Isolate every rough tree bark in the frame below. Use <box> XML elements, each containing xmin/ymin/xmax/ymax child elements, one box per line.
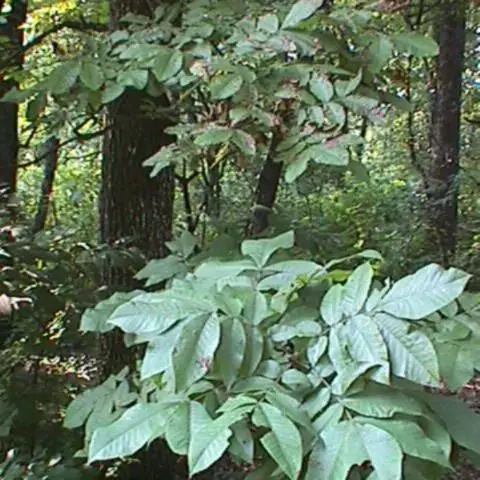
<box><xmin>99</xmin><ymin>0</ymin><xmax>179</xmax><ymax>477</ymax></box>
<box><xmin>0</xmin><ymin>0</ymin><xmax>27</xmax><ymax>216</ymax></box>
<box><xmin>427</xmin><ymin>0</ymin><xmax>466</xmax><ymax>265</ymax></box>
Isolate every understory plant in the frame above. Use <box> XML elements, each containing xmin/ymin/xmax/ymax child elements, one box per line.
<box><xmin>66</xmin><ymin>230</ymin><xmax>480</xmax><ymax>479</ymax></box>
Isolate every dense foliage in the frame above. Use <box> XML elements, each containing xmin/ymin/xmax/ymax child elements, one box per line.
<box><xmin>0</xmin><ymin>0</ymin><xmax>479</xmax><ymax>479</ymax></box>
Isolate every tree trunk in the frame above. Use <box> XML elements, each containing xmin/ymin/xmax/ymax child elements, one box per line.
<box><xmin>427</xmin><ymin>0</ymin><xmax>466</xmax><ymax>265</ymax></box>
<box><xmin>246</xmin><ymin>132</ymin><xmax>282</xmax><ymax>237</ymax></box>
<box><xmin>99</xmin><ymin>1</ymin><xmax>178</xmax><ymax>478</ymax></box>
<box><xmin>0</xmin><ymin>0</ymin><xmax>27</xmax><ymax>217</ymax></box>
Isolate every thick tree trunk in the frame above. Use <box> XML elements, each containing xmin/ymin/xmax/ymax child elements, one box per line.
<box><xmin>99</xmin><ymin>1</ymin><xmax>178</xmax><ymax>478</ymax></box>
<box><xmin>427</xmin><ymin>0</ymin><xmax>466</xmax><ymax>265</ymax></box>
<box><xmin>0</xmin><ymin>0</ymin><xmax>27</xmax><ymax>216</ymax></box>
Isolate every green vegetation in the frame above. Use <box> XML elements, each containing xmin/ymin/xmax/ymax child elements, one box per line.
<box><xmin>0</xmin><ymin>0</ymin><xmax>479</xmax><ymax>478</ymax></box>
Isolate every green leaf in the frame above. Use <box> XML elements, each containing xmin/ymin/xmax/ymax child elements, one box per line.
<box><xmin>253</xmin><ymin>403</ymin><xmax>303</xmax><ymax>480</ymax></box>
<box><xmin>341</xmin><ymin>383</ymin><xmax>423</xmax><ymax>418</ymax></box>
<box><xmin>307</xmin><ymin>336</ymin><xmax>328</xmax><ymax>367</ymax></box>
<box><xmin>215</xmin><ymin>317</ymin><xmax>246</xmax><ymax>388</ymax></box>
<box><xmin>188</xmin><ymin>403</ymin><xmax>234</xmax><ymax>476</ymax></box>
<box><xmin>210</xmin><ymin>74</ymin><xmax>243</xmax><ymax>100</ymax></box>
<box><xmin>117</xmin><ymin>69</ymin><xmax>149</xmax><ymax>90</ymax></box>
<box><xmin>282</xmin><ymin>0</ymin><xmax>326</xmax><ymax>29</ymax></box>
<box><xmin>312</xmin><ymin>403</ymin><xmax>344</xmax><ymax>434</ymax></box>
<box><xmin>302</xmin><ymin>386</ymin><xmax>331</xmax><ymax>419</ymax></box>
<box><xmin>88</xmin><ymin>403</ymin><xmax>173</xmax><ymax>462</ymax></box>
<box><xmin>231</xmin><ymin>130</ymin><xmax>256</xmax><ymax>156</ymax></box>
<box><xmin>173</xmin><ymin>313</ymin><xmax>221</xmax><ymax>392</ymax></box>
<box><xmin>308</xmin><ymin>144</ymin><xmax>349</xmax><ymax>166</ymax></box>
<box><xmin>239</xmin><ymin>324</ymin><xmax>264</xmax><ymax>377</ymax></box>
<box><xmin>326</xmin><ymin>102</ymin><xmax>346</xmax><ymax>127</ymax></box>
<box><xmin>241</xmin><ymin>231</ymin><xmax>294</xmax><ymax>268</ymax></box>
<box><xmin>140</xmin><ymin>324</ymin><xmax>183</xmax><ymax>380</ymax></box>
<box><xmin>48</xmin><ymin>61</ymin><xmax>81</xmax><ymax>94</ymax></box>
<box><xmin>366</xmin><ymin>35</ymin><xmax>393</xmax><ymax>73</ymax></box>
<box><xmin>153</xmin><ymin>49</ymin><xmax>183</xmax><ymax>82</ymax></box>
<box><xmin>392</xmin><ymin>33</ymin><xmax>439</xmax><ymax>57</ymax></box>
<box><xmin>258</xmin><ymin>14</ymin><xmax>279</xmax><ymax>33</ymax></box>
<box><xmin>285</xmin><ymin>155</ymin><xmax>309</xmax><ymax>183</ymax></box>
<box><xmin>374</xmin><ymin>313</ymin><xmax>440</xmax><ymax>386</ymax></box>
<box><xmin>306</xmin><ymin>421</ymin><xmax>402</xmax><ymax>480</ymax></box>
<box><xmin>358</xmin><ymin>417</ymin><xmax>451</xmax><ymax>467</ymax></box>
<box><xmin>195</xmin><ymin>259</ymin><xmax>257</xmax><ymax>279</ymax></box>
<box><xmin>422</xmin><ymin>393</ymin><xmax>480</xmax><ymax>455</ymax></box>
<box><xmin>80</xmin><ymin>62</ymin><xmax>105</xmax><ymax>91</ymax></box>
<box><xmin>335</xmin><ymin>70</ymin><xmax>362</xmax><ymax>97</ymax></box>
<box><xmin>26</xmin><ymin>93</ymin><xmax>47</xmax><ymax>122</ymax></box>
<box><xmin>378</xmin><ymin>264</ymin><xmax>471</xmax><ymax>320</ymax></box>
<box><xmin>435</xmin><ymin>342</ymin><xmax>475</xmax><ymax>391</ymax></box>
<box><xmin>342</xmin><ymin>263</ymin><xmax>373</xmax><ymax>316</ymax></box>
<box><xmin>310</xmin><ymin>76</ymin><xmax>334</xmax><ymax>103</ymax></box>
<box><xmin>321</xmin><ymin>284</ymin><xmax>344</xmax><ymax>325</ymax></box>
<box><xmin>135</xmin><ymin>255</ymin><xmax>188</xmax><ymax>287</ymax></box>
<box><xmin>81</xmin><ymin>291</ymin><xmax>144</xmax><ymax>333</ymax></box>
<box><xmin>265</xmin><ymin>391</ymin><xmax>312</xmax><ymax>429</ymax></box>
<box><xmin>102</xmin><ymin>83</ymin><xmax>125</xmax><ymax>104</ymax></box>
<box><xmin>244</xmin><ymin>290</ymin><xmax>269</xmax><ymax>325</ymax></box>
<box><xmin>229</xmin><ymin>421</ymin><xmax>254</xmax><ymax>463</ymax></box>
<box><xmin>194</xmin><ymin>127</ymin><xmax>233</xmax><ymax>147</ymax></box>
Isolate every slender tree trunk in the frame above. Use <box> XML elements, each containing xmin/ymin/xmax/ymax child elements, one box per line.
<box><xmin>427</xmin><ymin>0</ymin><xmax>466</xmax><ymax>265</ymax></box>
<box><xmin>246</xmin><ymin>132</ymin><xmax>282</xmax><ymax>237</ymax></box>
<box><xmin>0</xmin><ymin>0</ymin><xmax>27</xmax><ymax>217</ymax></box>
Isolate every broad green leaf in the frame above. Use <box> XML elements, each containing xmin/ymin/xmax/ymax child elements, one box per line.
<box><xmin>312</xmin><ymin>403</ymin><xmax>344</xmax><ymax>434</ymax></box>
<box><xmin>231</xmin><ymin>130</ymin><xmax>256</xmax><ymax>156</ymax></box>
<box><xmin>378</xmin><ymin>264</ymin><xmax>471</xmax><ymax>320</ymax></box>
<box><xmin>117</xmin><ymin>69</ymin><xmax>148</xmax><ymax>90</ymax></box>
<box><xmin>239</xmin><ymin>324</ymin><xmax>264</xmax><ymax>377</ymax></box>
<box><xmin>325</xmin><ymin>250</ymin><xmax>383</xmax><ymax>270</ymax></box>
<box><xmin>258</xmin><ymin>13</ymin><xmax>279</xmax><ymax>33</ymax></box>
<box><xmin>346</xmin><ymin>315</ymin><xmax>389</xmax><ymax>383</ymax></box>
<box><xmin>282</xmin><ymin>0</ymin><xmax>325</xmax><ymax>29</ymax></box>
<box><xmin>321</xmin><ymin>284</ymin><xmax>344</xmax><ymax>325</ymax></box>
<box><xmin>64</xmin><ymin>379</ymin><xmax>115</xmax><ymax>429</ymax></box>
<box><xmin>48</xmin><ymin>61</ymin><xmax>81</xmax><ymax>94</ymax></box>
<box><xmin>210</xmin><ymin>74</ymin><xmax>243</xmax><ymax>100</ymax></box>
<box><xmin>229</xmin><ymin>421</ymin><xmax>254</xmax><ymax>463</ymax></box>
<box><xmin>101</xmin><ymin>83</ymin><xmax>125</xmax><ymax>104</ymax></box>
<box><xmin>421</xmin><ymin>393</ymin><xmax>480</xmax><ymax>455</ymax></box>
<box><xmin>140</xmin><ymin>324</ymin><xmax>183</xmax><ymax>380</ymax></box>
<box><xmin>194</xmin><ymin>259</ymin><xmax>257</xmax><ymax>279</ymax></box>
<box><xmin>88</xmin><ymin>403</ymin><xmax>173</xmax><ymax>462</ymax></box>
<box><xmin>241</xmin><ymin>231</ymin><xmax>294</xmax><ymax>267</ymax></box>
<box><xmin>253</xmin><ymin>403</ymin><xmax>303</xmax><ymax>480</ymax></box>
<box><xmin>358</xmin><ymin>417</ymin><xmax>451</xmax><ymax>467</ymax></box>
<box><xmin>194</xmin><ymin>127</ymin><xmax>233</xmax><ymax>147</ymax></box>
<box><xmin>331</xmin><ymin>361</ymin><xmax>377</xmax><ymax>395</ymax></box>
<box><xmin>285</xmin><ymin>155</ymin><xmax>309</xmax><ymax>183</ymax></box>
<box><xmin>165</xmin><ymin>402</ymin><xmax>191</xmax><ymax>455</ymax></box>
<box><xmin>80</xmin><ymin>291</ymin><xmax>143</xmax><ymax>333</ymax></box>
<box><xmin>435</xmin><ymin>342</ymin><xmax>475</xmax><ymax>391</ymax></box>
<box><xmin>173</xmin><ymin>313</ymin><xmax>221</xmax><ymax>392</ymax></box>
<box><xmin>244</xmin><ymin>290</ymin><xmax>269</xmax><ymax>325</ymax></box>
<box><xmin>309</xmin><ymin>144</ymin><xmax>349</xmax><ymax>166</ymax></box>
<box><xmin>80</xmin><ymin>62</ymin><xmax>105</xmax><ymax>91</ymax></box>
<box><xmin>108</xmin><ymin>290</ymin><xmax>214</xmax><ymax>336</ymax></box>
<box><xmin>306</xmin><ymin>421</ymin><xmax>402</xmax><ymax>480</ymax></box>
<box><xmin>326</xmin><ymin>101</ymin><xmax>346</xmax><ymax>127</ymax></box>
<box><xmin>340</xmin><ymin>382</ymin><xmax>423</xmax><ymax>418</ymax></box>
<box><xmin>215</xmin><ymin>317</ymin><xmax>246</xmax><ymax>388</ymax></box>
<box><xmin>282</xmin><ymin>368</ymin><xmax>312</xmax><ymax>391</ymax></box>
<box><xmin>265</xmin><ymin>391</ymin><xmax>312</xmax><ymax>429</ymax></box>
<box><xmin>366</xmin><ymin>35</ymin><xmax>393</xmax><ymax>73</ymax></box>
<box><xmin>392</xmin><ymin>33</ymin><xmax>439</xmax><ymax>57</ymax></box>
<box><xmin>328</xmin><ymin>324</ymin><xmax>350</xmax><ymax>369</ymax></box>
<box><xmin>343</xmin><ymin>263</ymin><xmax>373</xmax><ymax>316</ymax></box>
<box><xmin>153</xmin><ymin>49</ymin><xmax>183</xmax><ymax>82</ymax></box>
<box><xmin>189</xmin><ymin>403</ymin><xmax>254</xmax><ymax>476</ymax></box>
<box><xmin>307</xmin><ymin>336</ymin><xmax>328</xmax><ymax>366</ymax></box>
<box><xmin>135</xmin><ymin>255</ymin><xmax>188</xmax><ymax>287</ymax></box>
<box><xmin>374</xmin><ymin>313</ymin><xmax>440</xmax><ymax>386</ymax></box>
<box><xmin>335</xmin><ymin>70</ymin><xmax>362</xmax><ymax>97</ymax></box>
<box><xmin>310</xmin><ymin>76</ymin><xmax>333</xmax><ymax>103</ymax></box>
<box><xmin>302</xmin><ymin>386</ymin><xmax>331</xmax><ymax>419</ymax></box>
